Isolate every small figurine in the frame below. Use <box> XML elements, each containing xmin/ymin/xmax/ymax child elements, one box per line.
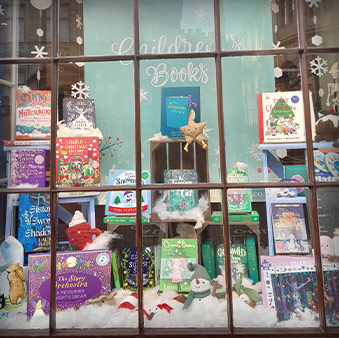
<box><xmin>179</xmin><ymin>110</ymin><xmax>207</xmax><ymax>152</ymax></box>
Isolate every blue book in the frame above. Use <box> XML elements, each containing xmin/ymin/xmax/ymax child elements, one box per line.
<box><xmin>105</xmin><ymin>169</ymin><xmax>151</xmax><ymax>215</ymax></box>
<box><xmin>161</xmin><ymin>87</ymin><xmax>200</xmax><ymax>138</ymax></box>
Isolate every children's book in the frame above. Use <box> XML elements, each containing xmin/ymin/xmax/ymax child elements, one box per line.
<box><xmin>161</xmin><ymin>87</ymin><xmax>200</xmax><ymax>138</ymax></box>
<box><xmin>283</xmin><ymin>164</ymin><xmax>308</xmax><ymax>196</ymax></box>
<box><xmin>112</xmin><ymin>250</ymin><xmax>122</xmax><ymax>289</ymax></box>
<box><xmin>201</xmin><ymin>240</ymin><xmax>216</xmax><ymax>279</ymax></box>
<box><xmin>9</xmin><ymin>148</ymin><xmax>46</xmax><ymax>187</ymax></box>
<box><xmin>18</xmin><ymin>193</ymin><xmax>50</xmax><ymax>254</ymax></box>
<box><xmin>226</xmin><ymin>168</ymin><xmax>252</xmax><ymax>214</ymax></box>
<box><xmin>314</xmin><ymin>149</ymin><xmax>339</xmax><ymax>182</ymax></box>
<box><xmin>27</xmin><ymin>249</ymin><xmax>112</xmax><ymax>319</ymax></box>
<box><xmin>245</xmin><ymin>236</ymin><xmax>259</xmax><ymax>283</ymax></box>
<box><xmin>63</xmin><ymin>98</ymin><xmax>96</xmax><ymax>129</ymax></box>
<box><xmin>16</xmin><ymin>90</ymin><xmax>51</xmax><ymax>139</ymax></box>
<box><xmin>257</xmin><ymin>90</ymin><xmax>314</xmax><ymax>143</ymax></box>
<box><xmin>271</xmin><ymin>203</ymin><xmax>309</xmax><ymax>254</ymax></box>
<box><xmin>164</xmin><ymin>169</ymin><xmax>198</xmax><ymax>213</ymax></box>
<box><xmin>105</xmin><ymin>170</ymin><xmax>151</xmax><ymax>215</ymax></box>
<box><xmin>120</xmin><ymin>247</ymin><xmax>155</xmax><ymax>290</ymax></box>
<box><xmin>159</xmin><ymin>238</ymin><xmax>197</xmax><ymax>292</ymax></box>
<box><xmin>56</xmin><ymin>137</ymin><xmax>100</xmax><ymax>187</ymax></box>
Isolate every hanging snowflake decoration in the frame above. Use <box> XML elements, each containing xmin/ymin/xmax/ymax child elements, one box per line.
<box><xmin>0</xmin><ymin>5</ymin><xmax>4</xmax><ymax>16</ymax></box>
<box><xmin>140</xmin><ymin>87</ymin><xmax>149</xmax><ymax>102</ymax></box>
<box><xmin>99</xmin><ymin>136</ymin><xmax>122</xmax><ymax>160</ymax></box>
<box><xmin>31</xmin><ymin>45</ymin><xmax>48</xmax><ymax>58</ymax></box>
<box><xmin>305</xmin><ymin>0</ymin><xmax>321</xmax><ymax>8</ymax></box>
<box><xmin>71</xmin><ymin>80</ymin><xmax>90</xmax><ymax>99</ymax></box>
<box><xmin>273</xmin><ymin>41</ymin><xmax>285</xmax><ymax>49</ymax></box>
<box><xmin>203</xmin><ymin>126</ymin><xmax>212</xmax><ymax>139</ymax></box>
<box><xmin>249</xmin><ymin>142</ymin><xmax>263</xmax><ymax>162</ymax></box>
<box><xmin>76</xmin><ymin>14</ymin><xmax>82</xmax><ymax>30</ymax></box>
<box><xmin>310</xmin><ymin>56</ymin><xmax>328</xmax><ymax>77</ymax></box>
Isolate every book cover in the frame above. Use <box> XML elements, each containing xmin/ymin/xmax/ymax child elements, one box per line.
<box><xmin>257</xmin><ymin>91</ymin><xmax>314</xmax><ymax>143</ymax></box>
<box><xmin>271</xmin><ymin>203</ymin><xmax>310</xmax><ymax>254</ymax></box>
<box><xmin>314</xmin><ymin>149</ymin><xmax>339</xmax><ymax>182</ymax></box>
<box><xmin>164</xmin><ymin>169</ymin><xmax>198</xmax><ymax>213</ymax></box>
<box><xmin>9</xmin><ymin>149</ymin><xmax>46</xmax><ymax>187</ymax></box>
<box><xmin>120</xmin><ymin>247</ymin><xmax>155</xmax><ymax>290</ymax></box>
<box><xmin>4</xmin><ymin>140</ymin><xmax>50</xmax><ymax>147</ymax></box>
<box><xmin>201</xmin><ymin>240</ymin><xmax>216</xmax><ymax>279</ymax></box>
<box><xmin>27</xmin><ymin>249</ymin><xmax>112</xmax><ymax>319</ymax></box>
<box><xmin>56</xmin><ymin>137</ymin><xmax>100</xmax><ymax>187</ymax></box>
<box><xmin>211</xmin><ymin>211</ymin><xmax>259</xmax><ymax>223</ymax></box>
<box><xmin>226</xmin><ymin>168</ymin><xmax>252</xmax><ymax>214</ymax></box>
<box><xmin>104</xmin><ymin>215</ymin><xmax>151</xmax><ymax>224</ymax></box>
<box><xmin>105</xmin><ymin>170</ymin><xmax>151</xmax><ymax>215</ymax></box>
<box><xmin>63</xmin><ymin>98</ymin><xmax>96</xmax><ymax>129</ymax></box>
<box><xmin>245</xmin><ymin>236</ymin><xmax>259</xmax><ymax>283</ymax></box>
<box><xmin>161</xmin><ymin>87</ymin><xmax>200</xmax><ymax>138</ymax></box>
<box><xmin>16</xmin><ymin>90</ymin><xmax>51</xmax><ymax>139</ymax></box>
<box><xmin>112</xmin><ymin>250</ymin><xmax>122</xmax><ymax>289</ymax></box>
<box><xmin>215</xmin><ymin>244</ymin><xmax>249</xmax><ymax>280</ymax></box>
<box><xmin>283</xmin><ymin>164</ymin><xmax>308</xmax><ymax>196</ymax></box>
<box><xmin>18</xmin><ymin>193</ymin><xmax>50</xmax><ymax>254</ymax></box>
<box><xmin>159</xmin><ymin>238</ymin><xmax>197</xmax><ymax>292</ymax></box>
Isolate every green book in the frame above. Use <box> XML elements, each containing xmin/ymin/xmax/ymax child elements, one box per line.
<box><xmin>227</xmin><ymin>168</ymin><xmax>252</xmax><ymax>214</ymax></box>
<box><xmin>211</xmin><ymin>211</ymin><xmax>259</xmax><ymax>223</ymax></box>
<box><xmin>245</xmin><ymin>236</ymin><xmax>259</xmax><ymax>283</ymax></box>
<box><xmin>201</xmin><ymin>240</ymin><xmax>216</xmax><ymax>279</ymax></box>
<box><xmin>154</xmin><ymin>245</ymin><xmax>161</xmax><ymax>285</ymax></box>
<box><xmin>112</xmin><ymin>250</ymin><xmax>122</xmax><ymax>289</ymax></box>
<box><xmin>283</xmin><ymin>164</ymin><xmax>307</xmax><ymax>196</ymax></box>
<box><xmin>104</xmin><ymin>215</ymin><xmax>151</xmax><ymax>223</ymax></box>
<box><xmin>159</xmin><ymin>238</ymin><xmax>197</xmax><ymax>292</ymax></box>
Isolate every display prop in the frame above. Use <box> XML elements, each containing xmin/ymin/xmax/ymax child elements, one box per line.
<box><xmin>63</xmin><ymin>98</ymin><xmax>96</xmax><ymax>129</ymax></box>
<box><xmin>314</xmin><ymin>109</ymin><xmax>339</xmax><ymax>147</ymax></box>
<box><xmin>120</xmin><ymin>246</ymin><xmax>155</xmax><ymax>290</ymax></box>
<box><xmin>56</xmin><ymin>137</ymin><xmax>100</xmax><ymax>187</ymax></box>
<box><xmin>9</xmin><ymin>148</ymin><xmax>46</xmax><ymax>187</ymax></box>
<box><xmin>159</xmin><ymin>238</ymin><xmax>197</xmax><ymax>292</ymax></box>
<box><xmin>257</xmin><ymin>90</ymin><xmax>314</xmax><ymax>143</ymax></box>
<box><xmin>314</xmin><ymin>149</ymin><xmax>339</xmax><ymax>182</ymax></box>
<box><xmin>18</xmin><ymin>193</ymin><xmax>50</xmax><ymax>254</ymax></box>
<box><xmin>27</xmin><ymin>249</ymin><xmax>112</xmax><ymax>319</ymax></box>
<box><xmin>161</xmin><ymin>86</ymin><xmax>200</xmax><ymax>138</ymax></box>
<box><xmin>271</xmin><ymin>203</ymin><xmax>309</xmax><ymax>254</ymax></box>
<box><xmin>105</xmin><ymin>169</ymin><xmax>151</xmax><ymax>215</ymax></box>
<box><xmin>16</xmin><ymin>89</ymin><xmax>51</xmax><ymax>139</ymax></box>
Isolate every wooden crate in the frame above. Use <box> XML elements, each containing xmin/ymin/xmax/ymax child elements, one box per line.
<box><xmin>150</xmin><ymin>139</ymin><xmax>210</xmax><ymax>223</ymax></box>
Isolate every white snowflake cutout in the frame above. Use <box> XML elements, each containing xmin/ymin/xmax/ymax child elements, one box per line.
<box><xmin>140</xmin><ymin>87</ymin><xmax>149</xmax><ymax>102</ymax></box>
<box><xmin>305</xmin><ymin>0</ymin><xmax>321</xmax><ymax>8</ymax></box>
<box><xmin>71</xmin><ymin>81</ymin><xmax>90</xmax><ymax>99</ymax></box>
<box><xmin>0</xmin><ymin>5</ymin><xmax>4</xmax><ymax>16</ymax></box>
<box><xmin>310</xmin><ymin>56</ymin><xmax>328</xmax><ymax>77</ymax></box>
<box><xmin>31</xmin><ymin>45</ymin><xmax>48</xmax><ymax>58</ymax></box>
<box><xmin>76</xmin><ymin>14</ymin><xmax>82</xmax><ymax>30</ymax></box>
<box><xmin>203</xmin><ymin>126</ymin><xmax>212</xmax><ymax>139</ymax></box>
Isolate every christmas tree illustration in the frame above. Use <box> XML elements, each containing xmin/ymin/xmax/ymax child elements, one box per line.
<box><xmin>271</xmin><ymin>97</ymin><xmax>294</xmax><ymax>124</ymax></box>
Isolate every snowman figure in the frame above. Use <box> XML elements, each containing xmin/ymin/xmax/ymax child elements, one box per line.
<box><xmin>183</xmin><ymin>262</ymin><xmax>213</xmax><ymax>310</ymax></box>
<box><xmin>124</xmin><ymin>191</ymin><xmax>134</xmax><ymax>205</ymax></box>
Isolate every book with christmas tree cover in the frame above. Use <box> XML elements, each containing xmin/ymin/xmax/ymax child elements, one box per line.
<box><xmin>226</xmin><ymin>168</ymin><xmax>252</xmax><ymax>214</ymax></box>
<box><xmin>257</xmin><ymin>90</ymin><xmax>314</xmax><ymax>143</ymax></box>
<box><xmin>120</xmin><ymin>246</ymin><xmax>155</xmax><ymax>290</ymax></box>
<box><xmin>105</xmin><ymin>170</ymin><xmax>151</xmax><ymax>215</ymax></box>
<box><xmin>163</xmin><ymin>169</ymin><xmax>199</xmax><ymax>213</ymax></box>
<box><xmin>159</xmin><ymin>238</ymin><xmax>198</xmax><ymax>292</ymax></box>
<box><xmin>18</xmin><ymin>193</ymin><xmax>50</xmax><ymax>254</ymax></box>
<box><xmin>16</xmin><ymin>90</ymin><xmax>51</xmax><ymax>139</ymax></box>
<box><xmin>63</xmin><ymin>98</ymin><xmax>96</xmax><ymax>129</ymax></box>
<box><xmin>215</xmin><ymin>244</ymin><xmax>248</xmax><ymax>281</ymax></box>
<box><xmin>271</xmin><ymin>203</ymin><xmax>309</xmax><ymax>254</ymax></box>
<box><xmin>56</xmin><ymin>137</ymin><xmax>100</xmax><ymax>187</ymax></box>
<box><xmin>9</xmin><ymin>148</ymin><xmax>46</xmax><ymax>187</ymax></box>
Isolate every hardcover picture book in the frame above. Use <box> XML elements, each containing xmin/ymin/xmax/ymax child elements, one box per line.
<box><xmin>161</xmin><ymin>87</ymin><xmax>200</xmax><ymax>138</ymax></box>
<box><xmin>63</xmin><ymin>98</ymin><xmax>96</xmax><ymax>129</ymax></box>
<box><xmin>105</xmin><ymin>169</ymin><xmax>151</xmax><ymax>215</ymax></box>
<box><xmin>164</xmin><ymin>169</ymin><xmax>199</xmax><ymax>213</ymax></box>
<box><xmin>120</xmin><ymin>246</ymin><xmax>155</xmax><ymax>290</ymax></box>
<box><xmin>56</xmin><ymin>137</ymin><xmax>100</xmax><ymax>187</ymax></box>
<box><xmin>314</xmin><ymin>149</ymin><xmax>339</xmax><ymax>182</ymax></box>
<box><xmin>16</xmin><ymin>90</ymin><xmax>51</xmax><ymax>139</ymax></box>
<box><xmin>18</xmin><ymin>193</ymin><xmax>50</xmax><ymax>254</ymax></box>
<box><xmin>159</xmin><ymin>238</ymin><xmax>197</xmax><ymax>292</ymax></box>
<box><xmin>9</xmin><ymin>148</ymin><xmax>46</xmax><ymax>187</ymax></box>
<box><xmin>271</xmin><ymin>203</ymin><xmax>309</xmax><ymax>254</ymax></box>
<box><xmin>27</xmin><ymin>249</ymin><xmax>112</xmax><ymax>319</ymax></box>
<box><xmin>257</xmin><ymin>90</ymin><xmax>314</xmax><ymax>143</ymax></box>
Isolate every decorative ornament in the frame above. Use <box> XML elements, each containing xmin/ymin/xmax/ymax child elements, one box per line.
<box><xmin>71</xmin><ymin>81</ymin><xmax>90</xmax><ymax>99</ymax></box>
<box><xmin>0</xmin><ymin>5</ymin><xmax>4</xmax><ymax>16</ymax></box>
<box><xmin>194</xmin><ymin>8</ymin><xmax>208</xmax><ymax>22</ymax></box>
<box><xmin>36</xmin><ymin>28</ymin><xmax>44</xmax><ymax>37</ymax></box>
<box><xmin>30</xmin><ymin>0</ymin><xmax>51</xmax><ymax>10</ymax></box>
<box><xmin>271</xmin><ymin>2</ymin><xmax>279</xmax><ymax>13</ymax></box>
<box><xmin>311</xmin><ymin>34</ymin><xmax>323</xmax><ymax>46</ymax></box>
<box><xmin>179</xmin><ymin>109</ymin><xmax>207</xmax><ymax>152</ymax></box>
<box><xmin>313</xmin><ymin>15</ymin><xmax>317</xmax><ymax>24</ymax></box>
<box><xmin>76</xmin><ymin>36</ymin><xmax>83</xmax><ymax>45</ymax></box>
<box><xmin>31</xmin><ymin>45</ymin><xmax>48</xmax><ymax>58</ymax></box>
<box><xmin>76</xmin><ymin>14</ymin><xmax>82</xmax><ymax>30</ymax></box>
<box><xmin>273</xmin><ymin>41</ymin><xmax>285</xmax><ymax>49</ymax></box>
<box><xmin>37</xmin><ymin>70</ymin><xmax>41</xmax><ymax>81</ymax></box>
<box><xmin>75</xmin><ymin>62</ymin><xmax>85</xmax><ymax>68</ymax></box>
<box><xmin>274</xmin><ymin>66</ymin><xmax>283</xmax><ymax>78</ymax></box>
<box><xmin>318</xmin><ymin>88</ymin><xmax>324</xmax><ymax>97</ymax></box>
<box><xmin>310</xmin><ymin>56</ymin><xmax>328</xmax><ymax>77</ymax></box>
<box><xmin>305</xmin><ymin>0</ymin><xmax>321</xmax><ymax>8</ymax></box>
<box><xmin>140</xmin><ymin>87</ymin><xmax>149</xmax><ymax>102</ymax></box>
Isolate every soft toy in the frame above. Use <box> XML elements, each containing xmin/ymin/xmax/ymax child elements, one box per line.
<box><xmin>175</xmin><ymin>223</ymin><xmax>197</xmax><ymax>239</ymax></box>
<box><xmin>85</xmin><ymin>290</ymin><xmax>117</xmax><ymax>306</ymax></box>
<box><xmin>320</xmin><ymin>235</ymin><xmax>335</xmax><ymax>261</ymax></box>
<box><xmin>314</xmin><ymin>110</ymin><xmax>339</xmax><ymax>147</ymax></box>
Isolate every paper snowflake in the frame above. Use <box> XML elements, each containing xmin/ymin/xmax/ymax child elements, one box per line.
<box><xmin>76</xmin><ymin>14</ymin><xmax>82</xmax><ymax>30</ymax></box>
<box><xmin>273</xmin><ymin>41</ymin><xmax>285</xmax><ymax>49</ymax></box>
<box><xmin>203</xmin><ymin>126</ymin><xmax>212</xmax><ymax>139</ymax></box>
<box><xmin>305</xmin><ymin>0</ymin><xmax>321</xmax><ymax>8</ymax></box>
<box><xmin>31</xmin><ymin>45</ymin><xmax>48</xmax><ymax>58</ymax></box>
<box><xmin>249</xmin><ymin>143</ymin><xmax>263</xmax><ymax>162</ymax></box>
<box><xmin>194</xmin><ymin>8</ymin><xmax>208</xmax><ymax>22</ymax></box>
<box><xmin>140</xmin><ymin>87</ymin><xmax>149</xmax><ymax>102</ymax></box>
<box><xmin>0</xmin><ymin>5</ymin><xmax>4</xmax><ymax>16</ymax></box>
<box><xmin>310</xmin><ymin>56</ymin><xmax>328</xmax><ymax>77</ymax></box>
<box><xmin>71</xmin><ymin>81</ymin><xmax>90</xmax><ymax>99</ymax></box>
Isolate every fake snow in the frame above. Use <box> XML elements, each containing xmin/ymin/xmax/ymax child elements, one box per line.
<box><xmin>146</xmin><ymin>133</ymin><xmax>170</xmax><ymax>142</ymax></box>
<box><xmin>57</xmin><ymin>120</ymin><xmax>103</xmax><ymax>139</ymax></box>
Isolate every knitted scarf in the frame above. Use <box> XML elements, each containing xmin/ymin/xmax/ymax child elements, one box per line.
<box><xmin>183</xmin><ymin>289</ymin><xmax>211</xmax><ymax>309</ymax></box>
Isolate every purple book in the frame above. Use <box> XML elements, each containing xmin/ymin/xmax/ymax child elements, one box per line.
<box><xmin>10</xmin><ymin>149</ymin><xmax>46</xmax><ymax>187</ymax></box>
<box><xmin>27</xmin><ymin>249</ymin><xmax>112</xmax><ymax>319</ymax></box>
<box><xmin>63</xmin><ymin>98</ymin><xmax>96</xmax><ymax>129</ymax></box>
